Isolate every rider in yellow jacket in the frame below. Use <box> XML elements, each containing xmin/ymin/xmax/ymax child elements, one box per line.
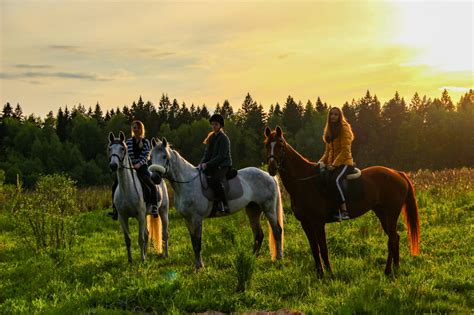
<box><xmin>319</xmin><ymin>107</ymin><xmax>355</xmax><ymax>220</ymax></box>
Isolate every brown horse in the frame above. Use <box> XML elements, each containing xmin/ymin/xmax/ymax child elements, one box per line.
<box><xmin>264</xmin><ymin>126</ymin><xmax>420</xmax><ymax>277</ymax></box>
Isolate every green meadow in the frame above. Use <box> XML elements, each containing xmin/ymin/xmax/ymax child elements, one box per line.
<box><xmin>0</xmin><ymin>169</ymin><xmax>472</xmax><ymax>314</ymax></box>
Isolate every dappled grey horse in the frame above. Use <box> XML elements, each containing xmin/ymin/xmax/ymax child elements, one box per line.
<box><xmin>108</xmin><ymin>131</ymin><xmax>169</xmax><ymax>262</ymax></box>
<box><xmin>149</xmin><ymin>138</ymin><xmax>284</xmax><ymax>270</ymax></box>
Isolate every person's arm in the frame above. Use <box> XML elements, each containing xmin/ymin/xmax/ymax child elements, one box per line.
<box><xmin>137</xmin><ymin>139</ymin><xmax>151</xmax><ymax>167</ymax></box>
<box><xmin>319</xmin><ymin>142</ymin><xmax>329</xmax><ymax>165</ymax></box>
<box><xmin>332</xmin><ymin>128</ymin><xmax>353</xmax><ymax>167</ymax></box>
<box><xmin>205</xmin><ymin>135</ymin><xmax>229</xmax><ymax>168</ymax></box>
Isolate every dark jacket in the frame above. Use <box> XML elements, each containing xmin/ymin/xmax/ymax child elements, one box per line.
<box><xmin>201</xmin><ymin>131</ymin><xmax>232</xmax><ymax>171</ymax></box>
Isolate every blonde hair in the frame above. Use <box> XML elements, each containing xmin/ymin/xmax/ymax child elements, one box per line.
<box><xmin>131</xmin><ymin>120</ymin><xmax>145</xmax><ymax>138</ymax></box>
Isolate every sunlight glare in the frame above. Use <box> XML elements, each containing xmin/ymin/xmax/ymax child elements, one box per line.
<box><xmin>394</xmin><ymin>2</ymin><xmax>473</xmax><ymax>72</ymax></box>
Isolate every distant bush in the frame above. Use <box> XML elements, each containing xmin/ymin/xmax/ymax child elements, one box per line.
<box><xmin>13</xmin><ymin>174</ymin><xmax>79</xmax><ymax>260</ymax></box>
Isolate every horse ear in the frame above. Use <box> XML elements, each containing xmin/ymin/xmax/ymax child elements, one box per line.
<box><xmin>162</xmin><ymin>137</ymin><xmax>168</xmax><ymax>147</ymax></box>
<box><xmin>151</xmin><ymin>137</ymin><xmax>157</xmax><ymax>147</ymax></box>
<box><xmin>108</xmin><ymin>132</ymin><xmax>115</xmax><ymax>143</ymax></box>
<box><xmin>119</xmin><ymin>131</ymin><xmax>125</xmax><ymax>142</ymax></box>
<box><xmin>276</xmin><ymin>126</ymin><xmax>283</xmax><ymax>138</ymax></box>
<box><xmin>264</xmin><ymin>126</ymin><xmax>271</xmax><ymax>138</ymax></box>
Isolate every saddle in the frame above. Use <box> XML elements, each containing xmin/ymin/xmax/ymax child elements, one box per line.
<box><xmin>322</xmin><ymin>166</ymin><xmax>363</xmax><ymax>203</ymax></box>
<box><xmin>201</xmin><ymin>168</ymin><xmax>243</xmax><ymax>202</ymax></box>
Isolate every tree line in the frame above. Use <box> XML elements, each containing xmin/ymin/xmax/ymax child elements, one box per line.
<box><xmin>1</xmin><ymin>89</ymin><xmax>473</xmax><ymax>187</ymax></box>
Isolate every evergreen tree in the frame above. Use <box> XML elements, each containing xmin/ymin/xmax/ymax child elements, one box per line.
<box><xmin>169</xmin><ymin>99</ymin><xmax>180</xmax><ymax>129</ymax></box>
<box><xmin>221</xmin><ymin>100</ymin><xmax>234</xmax><ymax>119</ymax></box>
<box><xmin>315</xmin><ymin>97</ymin><xmax>327</xmax><ymax>113</ymax></box>
<box><xmin>178</xmin><ymin>102</ymin><xmax>192</xmax><ymax>125</ymax></box>
<box><xmin>13</xmin><ymin>103</ymin><xmax>23</xmax><ymax>120</ymax></box>
<box><xmin>303</xmin><ymin>100</ymin><xmax>316</xmax><ymax>125</ymax></box>
<box><xmin>440</xmin><ymin>89</ymin><xmax>455</xmax><ymax>111</ymax></box>
<box><xmin>199</xmin><ymin>105</ymin><xmax>211</xmax><ymax>119</ymax></box>
<box><xmin>2</xmin><ymin>102</ymin><xmax>13</xmax><ymax>119</ymax></box>
<box><xmin>282</xmin><ymin>95</ymin><xmax>303</xmax><ymax>137</ymax></box>
<box><xmin>92</xmin><ymin>102</ymin><xmax>104</xmax><ymax>125</ymax></box>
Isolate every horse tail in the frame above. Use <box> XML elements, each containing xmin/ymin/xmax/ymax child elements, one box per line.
<box><xmin>147</xmin><ymin>214</ymin><xmax>163</xmax><ymax>254</ymax></box>
<box><xmin>398</xmin><ymin>171</ymin><xmax>420</xmax><ymax>256</ymax></box>
<box><xmin>269</xmin><ymin>177</ymin><xmax>284</xmax><ymax>261</ymax></box>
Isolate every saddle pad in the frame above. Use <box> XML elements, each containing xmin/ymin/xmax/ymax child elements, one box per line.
<box><xmin>201</xmin><ymin>172</ymin><xmax>244</xmax><ymax>201</ymax></box>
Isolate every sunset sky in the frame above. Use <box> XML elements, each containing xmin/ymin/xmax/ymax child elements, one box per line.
<box><xmin>1</xmin><ymin>0</ymin><xmax>473</xmax><ymax>117</ymax></box>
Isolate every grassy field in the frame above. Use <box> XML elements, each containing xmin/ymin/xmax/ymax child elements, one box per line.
<box><xmin>0</xmin><ymin>169</ymin><xmax>473</xmax><ymax>313</ymax></box>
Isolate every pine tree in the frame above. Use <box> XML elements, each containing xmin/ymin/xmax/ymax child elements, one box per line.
<box><xmin>2</xmin><ymin>102</ymin><xmax>13</xmax><ymax>119</ymax></box>
<box><xmin>440</xmin><ymin>89</ymin><xmax>455</xmax><ymax>111</ymax></box>
<box><xmin>282</xmin><ymin>95</ymin><xmax>303</xmax><ymax>136</ymax></box>
<box><xmin>13</xmin><ymin>103</ymin><xmax>23</xmax><ymax>120</ymax></box>
<box><xmin>221</xmin><ymin>100</ymin><xmax>234</xmax><ymax>119</ymax></box>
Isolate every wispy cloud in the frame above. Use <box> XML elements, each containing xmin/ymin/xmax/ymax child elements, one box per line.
<box><xmin>439</xmin><ymin>86</ymin><xmax>472</xmax><ymax>93</ymax></box>
<box><xmin>0</xmin><ymin>71</ymin><xmax>111</xmax><ymax>81</ymax></box>
<box><xmin>48</xmin><ymin>45</ymin><xmax>82</xmax><ymax>52</ymax></box>
<box><xmin>15</xmin><ymin>64</ymin><xmax>53</xmax><ymax>69</ymax></box>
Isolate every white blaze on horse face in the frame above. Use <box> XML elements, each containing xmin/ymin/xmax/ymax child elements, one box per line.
<box><xmin>269</xmin><ymin>141</ymin><xmax>276</xmax><ymax>162</ymax></box>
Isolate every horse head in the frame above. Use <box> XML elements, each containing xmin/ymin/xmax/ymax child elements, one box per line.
<box><xmin>264</xmin><ymin>126</ymin><xmax>286</xmax><ymax>176</ymax></box>
<box><xmin>149</xmin><ymin>137</ymin><xmax>169</xmax><ymax>179</ymax></box>
<box><xmin>108</xmin><ymin>131</ymin><xmax>127</xmax><ymax>171</ymax></box>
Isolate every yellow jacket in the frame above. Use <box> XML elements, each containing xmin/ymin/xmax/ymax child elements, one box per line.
<box><xmin>319</xmin><ymin>123</ymin><xmax>354</xmax><ymax>167</ymax></box>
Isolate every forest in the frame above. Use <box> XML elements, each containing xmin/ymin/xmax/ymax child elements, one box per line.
<box><xmin>1</xmin><ymin>89</ymin><xmax>473</xmax><ymax>187</ymax></box>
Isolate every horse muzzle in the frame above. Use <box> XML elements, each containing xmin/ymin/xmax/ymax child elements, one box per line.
<box><xmin>109</xmin><ymin>162</ymin><xmax>118</xmax><ymax>172</ymax></box>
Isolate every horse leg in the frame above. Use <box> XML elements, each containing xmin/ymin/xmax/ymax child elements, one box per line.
<box><xmin>387</xmin><ymin>219</ymin><xmax>401</xmax><ymax>272</ymax></box>
<box><xmin>302</xmin><ymin>221</ymin><xmax>324</xmax><ymax>278</ymax></box>
<box><xmin>245</xmin><ymin>203</ymin><xmax>264</xmax><ymax>256</ymax></box>
<box><xmin>315</xmin><ymin>224</ymin><xmax>332</xmax><ymax>274</ymax></box>
<box><xmin>138</xmin><ymin>214</ymin><xmax>147</xmax><ymax>262</ymax></box>
<box><xmin>185</xmin><ymin>217</ymin><xmax>204</xmax><ymax>270</ymax></box>
<box><xmin>375</xmin><ymin>209</ymin><xmax>394</xmax><ymax>275</ymax></box>
<box><xmin>159</xmin><ymin>206</ymin><xmax>169</xmax><ymax>257</ymax></box>
<box><xmin>119</xmin><ymin>216</ymin><xmax>133</xmax><ymax>263</ymax></box>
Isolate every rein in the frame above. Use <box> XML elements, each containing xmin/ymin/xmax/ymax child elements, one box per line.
<box><xmin>161</xmin><ymin>152</ymin><xmax>200</xmax><ymax>184</ymax></box>
<box><xmin>109</xmin><ymin>142</ymin><xmax>139</xmax><ymax>197</ymax></box>
<box><xmin>269</xmin><ymin>143</ymin><xmax>322</xmax><ymax>182</ymax></box>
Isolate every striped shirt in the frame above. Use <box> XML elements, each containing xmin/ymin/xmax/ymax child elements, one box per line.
<box><xmin>126</xmin><ymin>137</ymin><xmax>151</xmax><ymax>166</ymax></box>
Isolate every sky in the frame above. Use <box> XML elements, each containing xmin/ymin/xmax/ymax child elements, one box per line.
<box><xmin>1</xmin><ymin>0</ymin><xmax>473</xmax><ymax>117</ymax></box>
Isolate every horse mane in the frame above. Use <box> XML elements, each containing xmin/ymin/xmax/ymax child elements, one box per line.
<box><xmin>284</xmin><ymin>141</ymin><xmax>318</xmax><ymax>167</ymax></box>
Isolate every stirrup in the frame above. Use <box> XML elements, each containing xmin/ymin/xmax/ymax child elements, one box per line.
<box><xmin>333</xmin><ymin>210</ymin><xmax>350</xmax><ymax>221</ymax></box>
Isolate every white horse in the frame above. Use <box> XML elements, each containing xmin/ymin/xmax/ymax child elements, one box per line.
<box><xmin>107</xmin><ymin>131</ymin><xmax>170</xmax><ymax>262</ymax></box>
<box><xmin>148</xmin><ymin>138</ymin><xmax>284</xmax><ymax>270</ymax></box>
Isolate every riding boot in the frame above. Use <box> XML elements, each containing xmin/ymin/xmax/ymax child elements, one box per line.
<box><xmin>218</xmin><ymin>183</ymin><xmax>230</xmax><ymax>213</ymax></box>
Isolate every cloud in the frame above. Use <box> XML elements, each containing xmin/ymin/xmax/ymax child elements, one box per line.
<box><xmin>48</xmin><ymin>45</ymin><xmax>82</xmax><ymax>52</ymax></box>
<box><xmin>0</xmin><ymin>71</ymin><xmax>111</xmax><ymax>81</ymax></box>
<box><xmin>439</xmin><ymin>86</ymin><xmax>472</xmax><ymax>93</ymax></box>
<box><xmin>15</xmin><ymin>64</ymin><xmax>53</xmax><ymax>69</ymax></box>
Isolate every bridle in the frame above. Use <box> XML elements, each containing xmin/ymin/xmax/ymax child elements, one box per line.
<box><xmin>266</xmin><ymin>139</ymin><xmax>287</xmax><ymax>172</ymax></box>
<box><xmin>108</xmin><ymin>140</ymin><xmax>139</xmax><ymax>196</ymax></box>
<box><xmin>156</xmin><ymin>147</ymin><xmax>200</xmax><ymax>184</ymax></box>
<box><xmin>266</xmin><ymin>139</ymin><xmax>322</xmax><ymax>182</ymax></box>
<box><xmin>108</xmin><ymin>140</ymin><xmax>134</xmax><ymax>170</ymax></box>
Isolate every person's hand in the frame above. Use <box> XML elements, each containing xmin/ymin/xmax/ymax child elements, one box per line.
<box><xmin>133</xmin><ymin>163</ymin><xmax>141</xmax><ymax>170</ymax></box>
<box><xmin>201</xmin><ymin>163</ymin><xmax>207</xmax><ymax>170</ymax></box>
<box><xmin>317</xmin><ymin>161</ymin><xmax>325</xmax><ymax>168</ymax></box>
